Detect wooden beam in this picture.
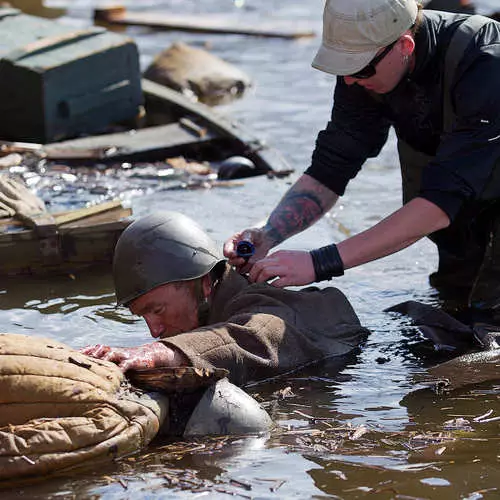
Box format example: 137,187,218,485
94,6,315,40
0,200,131,230
43,121,216,161
17,211,57,237
141,79,293,174
54,200,127,226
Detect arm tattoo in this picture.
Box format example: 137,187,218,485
264,190,326,245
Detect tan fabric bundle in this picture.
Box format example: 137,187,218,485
0,333,167,481
0,174,47,219
143,42,252,105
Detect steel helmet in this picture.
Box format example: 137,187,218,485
113,212,225,305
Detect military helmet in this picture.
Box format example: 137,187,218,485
113,212,225,305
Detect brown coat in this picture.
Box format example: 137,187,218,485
162,266,369,385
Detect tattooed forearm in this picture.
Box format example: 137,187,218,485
263,174,338,245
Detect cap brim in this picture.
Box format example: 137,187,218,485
312,43,379,76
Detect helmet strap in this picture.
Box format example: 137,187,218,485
195,277,210,326
196,263,225,326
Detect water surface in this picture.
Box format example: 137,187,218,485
1,1,499,498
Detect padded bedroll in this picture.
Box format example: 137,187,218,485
0,333,167,481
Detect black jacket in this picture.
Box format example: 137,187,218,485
305,11,500,222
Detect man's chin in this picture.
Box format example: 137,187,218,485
157,330,182,340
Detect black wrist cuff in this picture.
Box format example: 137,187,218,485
310,244,344,282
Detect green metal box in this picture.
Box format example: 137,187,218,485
0,8,143,143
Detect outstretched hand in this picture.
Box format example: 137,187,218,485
80,342,188,372
247,250,316,288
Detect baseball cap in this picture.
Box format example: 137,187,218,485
312,0,418,76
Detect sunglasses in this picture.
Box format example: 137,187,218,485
348,39,398,80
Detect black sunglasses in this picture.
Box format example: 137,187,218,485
348,39,398,80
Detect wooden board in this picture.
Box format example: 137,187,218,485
0,201,130,230
94,6,315,40
0,201,132,276
141,79,293,174
44,121,217,161
42,79,293,175
6,1,65,19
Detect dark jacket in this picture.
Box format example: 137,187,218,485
305,11,500,222
162,266,369,386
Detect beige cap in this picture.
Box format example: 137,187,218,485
312,0,418,76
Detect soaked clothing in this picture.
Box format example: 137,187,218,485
161,265,369,386
305,11,500,310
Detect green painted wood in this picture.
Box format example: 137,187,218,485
0,9,142,143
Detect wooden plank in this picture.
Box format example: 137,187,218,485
54,200,125,226
0,215,131,242
6,1,66,19
0,217,131,276
94,6,315,40
0,201,131,231
142,79,293,174
0,139,43,154
16,211,57,238
58,206,132,228
43,121,217,160
59,218,131,236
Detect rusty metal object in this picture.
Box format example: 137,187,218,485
127,366,229,393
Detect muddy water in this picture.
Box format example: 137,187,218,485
2,0,499,498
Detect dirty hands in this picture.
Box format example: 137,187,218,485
80,341,188,372
224,228,316,287
223,227,274,272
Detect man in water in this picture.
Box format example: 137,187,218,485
82,211,368,385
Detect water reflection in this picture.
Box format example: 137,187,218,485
0,270,115,312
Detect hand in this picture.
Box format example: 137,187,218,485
223,227,273,273
248,250,316,288
80,342,188,372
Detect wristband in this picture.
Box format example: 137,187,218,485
310,244,344,282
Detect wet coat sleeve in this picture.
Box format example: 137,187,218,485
420,51,500,220
160,286,369,386
305,77,392,196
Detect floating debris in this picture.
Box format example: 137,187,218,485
271,386,295,400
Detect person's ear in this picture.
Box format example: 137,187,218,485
400,33,415,57
201,274,212,298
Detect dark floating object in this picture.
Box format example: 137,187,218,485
218,155,256,179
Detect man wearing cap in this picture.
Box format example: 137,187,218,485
224,0,500,326
82,212,369,385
